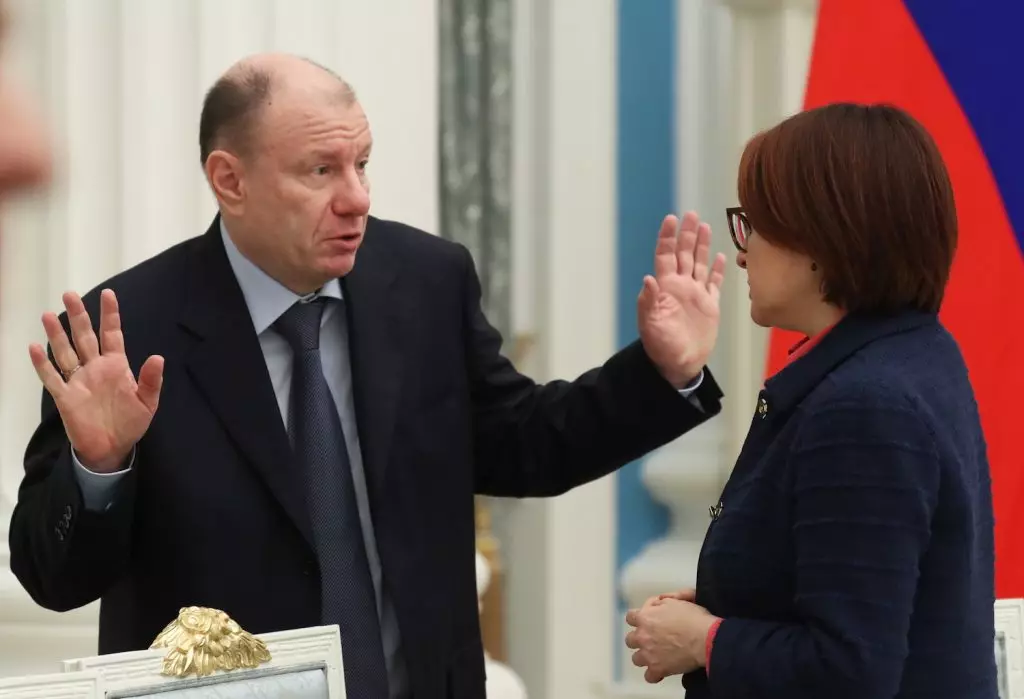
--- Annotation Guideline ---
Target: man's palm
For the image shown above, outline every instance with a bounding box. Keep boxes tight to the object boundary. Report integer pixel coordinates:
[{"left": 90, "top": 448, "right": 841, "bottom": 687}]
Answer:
[
  {"left": 638, "top": 212, "right": 726, "bottom": 388},
  {"left": 29, "top": 290, "right": 163, "bottom": 472}
]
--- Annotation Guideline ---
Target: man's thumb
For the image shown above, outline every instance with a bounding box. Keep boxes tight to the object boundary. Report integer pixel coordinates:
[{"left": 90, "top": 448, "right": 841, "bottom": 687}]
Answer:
[
  {"left": 637, "top": 275, "right": 659, "bottom": 313},
  {"left": 137, "top": 355, "right": 165, "bottom": 413}
]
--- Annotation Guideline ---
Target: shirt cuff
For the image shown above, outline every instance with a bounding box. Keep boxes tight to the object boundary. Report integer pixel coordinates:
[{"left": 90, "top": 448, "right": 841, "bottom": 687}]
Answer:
[
  {"left": 72, "top": 447, "right": 134, "bottom": 512},
  {"left": 705, "top": 617, "right": 723, "bottom": 675},
  {"left": 677, "top": 369, "right": 704, "bottom": 398}
]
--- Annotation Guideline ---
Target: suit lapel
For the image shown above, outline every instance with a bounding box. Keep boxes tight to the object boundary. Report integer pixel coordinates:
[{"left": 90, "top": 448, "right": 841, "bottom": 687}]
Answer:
[
  {"left": 342, "top": 217, "right": 405, "bottom": 500},
  {"left": 178, "top": 220, "right": 314, "bottom": 550}
]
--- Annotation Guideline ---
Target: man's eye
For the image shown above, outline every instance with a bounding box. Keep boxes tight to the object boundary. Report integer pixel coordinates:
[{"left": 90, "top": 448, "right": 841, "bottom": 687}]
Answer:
[
  {"left": 357, "top": 160, "right": 369, "bottom": 172},
  {"left": 313, "top": 165, "right": 330, "bottom": 176}
]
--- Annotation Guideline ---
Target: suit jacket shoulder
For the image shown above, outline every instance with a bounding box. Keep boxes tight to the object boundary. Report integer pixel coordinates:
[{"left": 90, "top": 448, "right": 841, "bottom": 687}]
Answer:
[
  {"left": 73, "top": 233, "right": 203, "bottom": 334},
  {"left": 362, "top": 216, "right": 472, "bottom": 288},
  {"left": 792, "top": 316, "right": 973, "bottom": 446}
]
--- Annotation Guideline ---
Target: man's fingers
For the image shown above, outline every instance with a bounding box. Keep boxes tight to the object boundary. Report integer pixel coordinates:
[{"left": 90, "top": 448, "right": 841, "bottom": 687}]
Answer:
[
  {"left": 28, "top": 343, "right": 66, "bottom": 398},
  {"left": 136, "top": 355, "right": 165, "bottom": 414},
  {"left": 625, "top": 630, "right": 639, "bottom": 649},
  {"left": 41, "top": 311, "right": 78, "bottom": 376},
  {"left": 692, "top": 222, "right": 711, "bottom": 283},
  {"left": 63, "top": 291, "right": 99, "bottom": 363},
  {"left": 99, "top": 289, "right": 125, "bottom": 355},
  {"left": 708, "top": 253, "right": 726, "bottom": 294},
  {"left": 675, "top": 211, "right": 699, "bottom": 277},
  {"left": 653, "top": 215, "right": 680, "bottom": 278}
]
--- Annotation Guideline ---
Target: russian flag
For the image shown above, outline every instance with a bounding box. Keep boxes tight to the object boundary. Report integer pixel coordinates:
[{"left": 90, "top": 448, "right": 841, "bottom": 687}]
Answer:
[{"left": 764, "top": 1, "right": 1024, "bottom": 596}]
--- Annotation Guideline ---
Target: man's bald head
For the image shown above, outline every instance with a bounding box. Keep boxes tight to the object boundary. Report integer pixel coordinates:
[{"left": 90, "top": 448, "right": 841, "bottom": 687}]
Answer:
[
  {"left": 201, "top": 52, "right": 372, "bottom": 293},
  {"left": 198, "top": 53, "right": 356, "bottom": 165}
]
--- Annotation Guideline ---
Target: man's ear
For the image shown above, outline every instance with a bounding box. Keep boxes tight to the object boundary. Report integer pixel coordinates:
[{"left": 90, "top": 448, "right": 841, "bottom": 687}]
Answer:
[{"left": 204, "top": 150, "right": 246, "bottom": 216}]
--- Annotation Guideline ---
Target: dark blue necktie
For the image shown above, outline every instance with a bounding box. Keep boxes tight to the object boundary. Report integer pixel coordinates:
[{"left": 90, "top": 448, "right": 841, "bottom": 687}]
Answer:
[{"left": 275, "top": 297, "right": 389, "bottom": 699}]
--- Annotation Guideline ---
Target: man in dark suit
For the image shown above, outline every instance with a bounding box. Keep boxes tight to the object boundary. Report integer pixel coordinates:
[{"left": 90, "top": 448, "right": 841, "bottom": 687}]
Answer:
[{"left": 9, "top": 54, "right": 727, "bottom": 699}]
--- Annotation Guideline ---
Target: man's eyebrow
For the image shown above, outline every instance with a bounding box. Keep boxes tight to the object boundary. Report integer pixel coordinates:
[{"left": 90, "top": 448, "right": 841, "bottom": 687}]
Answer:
[{"left": 305, "top": 149, "right": 342, "bottom": 162}]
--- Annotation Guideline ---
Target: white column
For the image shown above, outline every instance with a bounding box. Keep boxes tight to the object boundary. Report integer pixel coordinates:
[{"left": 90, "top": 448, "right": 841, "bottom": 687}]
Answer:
[
  {"left": 718, "top": 0, "right": 817, "bottom": 466},
  {"left": 499, "top": 0, "right": 618, "bottom": 697},
  {"left": 615, "top": 423, "right": 726, "bottom": 688},
  {"left": 604, "top": 1, "right": 731, "bottom": 692},
  {"left": 477, "top": 550, "right": 529, "bottom": 699},
  {"left": 0, "top": 0, "right": 437, "bottom": 676}
]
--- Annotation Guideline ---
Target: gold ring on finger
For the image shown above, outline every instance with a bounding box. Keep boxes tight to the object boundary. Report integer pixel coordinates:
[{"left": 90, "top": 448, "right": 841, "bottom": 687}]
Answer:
[{"left": 63, "top": 364, "right": 82, "bottom": 381}]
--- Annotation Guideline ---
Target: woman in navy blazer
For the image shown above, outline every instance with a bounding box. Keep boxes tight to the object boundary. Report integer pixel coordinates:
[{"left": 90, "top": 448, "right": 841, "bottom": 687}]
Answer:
[{"left": 625, "top": 103, "right": 997, "bottom": 698}]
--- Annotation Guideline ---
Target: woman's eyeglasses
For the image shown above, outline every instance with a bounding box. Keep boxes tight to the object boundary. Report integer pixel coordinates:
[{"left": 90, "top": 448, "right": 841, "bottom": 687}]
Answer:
[{"left": 726, "top": 207, "right": 751, "bottom": 252}]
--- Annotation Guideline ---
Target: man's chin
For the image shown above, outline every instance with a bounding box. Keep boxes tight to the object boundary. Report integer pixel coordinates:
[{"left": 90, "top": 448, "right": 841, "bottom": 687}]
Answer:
[{"left": 322, "top": 251, "right": 358, "bottom": 279}]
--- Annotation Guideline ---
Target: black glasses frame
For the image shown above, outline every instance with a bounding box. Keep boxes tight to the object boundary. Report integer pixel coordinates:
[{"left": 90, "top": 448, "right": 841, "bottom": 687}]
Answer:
[{"left": 725, "top": 206, "right": 749, "bottom": 252}]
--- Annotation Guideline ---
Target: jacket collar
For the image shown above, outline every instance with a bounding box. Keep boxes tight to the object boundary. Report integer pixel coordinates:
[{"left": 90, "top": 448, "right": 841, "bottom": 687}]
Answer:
[
  {"left": 218, "top": 218, "right": 343, "bottom": 335},
  {"left": 175, "top": 214, "right": 404, "bottom": 549},
  {"left": 763, "top": 309, "right": 939, "bottom": 414}
]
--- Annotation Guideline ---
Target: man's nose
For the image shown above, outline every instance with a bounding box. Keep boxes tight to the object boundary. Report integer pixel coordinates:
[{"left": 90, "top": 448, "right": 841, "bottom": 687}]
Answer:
[
  {"left": 332, "top": 172, "right": 370, "bottom": 217},
  {"left": 735, "top": 251, "right": 747, "bottom": 269}
]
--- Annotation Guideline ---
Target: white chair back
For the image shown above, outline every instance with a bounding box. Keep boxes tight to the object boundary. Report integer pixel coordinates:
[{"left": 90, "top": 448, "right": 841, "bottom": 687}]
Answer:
[
  {"left": 61, "top": 614, "right": 345, "bottom": 699},
  {"left": 0, "top": 670, "right": 100, "bottom": 699}
]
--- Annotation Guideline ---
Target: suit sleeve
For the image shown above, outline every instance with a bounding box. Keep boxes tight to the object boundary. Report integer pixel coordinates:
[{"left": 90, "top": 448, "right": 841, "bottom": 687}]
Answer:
[
  {"left": 8, "top": 322, "right": 136, "bottom": 612},
  {"left": 457, "top": 245, "right": 723, "bottom": 497},
  {"left": 706, "top": 401, "right": 940, "bottom": 699}
]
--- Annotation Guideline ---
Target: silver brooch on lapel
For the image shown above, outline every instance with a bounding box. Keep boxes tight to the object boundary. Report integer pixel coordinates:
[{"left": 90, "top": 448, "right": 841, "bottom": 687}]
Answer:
[{"left": 709, "top": 501, "right": 723, "bottom": 521}]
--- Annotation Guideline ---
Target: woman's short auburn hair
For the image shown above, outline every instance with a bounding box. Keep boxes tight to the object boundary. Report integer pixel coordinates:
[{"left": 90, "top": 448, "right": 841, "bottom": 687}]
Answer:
[{"left": 737, "top": 102, "right": 957, "bottom": 314}]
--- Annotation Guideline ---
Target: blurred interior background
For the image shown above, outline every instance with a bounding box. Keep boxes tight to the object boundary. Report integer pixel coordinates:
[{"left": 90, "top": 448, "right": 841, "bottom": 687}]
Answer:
[{"left": 0, "top": 0, "right": 820, "bottom": 696}]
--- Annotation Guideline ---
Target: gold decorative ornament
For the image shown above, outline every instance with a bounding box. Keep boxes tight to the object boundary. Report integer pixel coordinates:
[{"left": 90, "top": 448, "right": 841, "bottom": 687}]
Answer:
[{"left": 150, "top": 606, "right": 271, "bottom": 678}]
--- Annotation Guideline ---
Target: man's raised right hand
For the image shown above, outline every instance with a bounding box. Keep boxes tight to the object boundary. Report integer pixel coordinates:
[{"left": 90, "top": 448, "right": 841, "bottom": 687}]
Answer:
[{"left": 28, "top": 289, "right": 163, "bottom": 473}]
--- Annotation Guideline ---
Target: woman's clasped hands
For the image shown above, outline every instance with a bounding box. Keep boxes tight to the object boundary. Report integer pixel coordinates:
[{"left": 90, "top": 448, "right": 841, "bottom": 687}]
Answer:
[{"left": 624, "top": 588, "right": 721, "bottom": 684}]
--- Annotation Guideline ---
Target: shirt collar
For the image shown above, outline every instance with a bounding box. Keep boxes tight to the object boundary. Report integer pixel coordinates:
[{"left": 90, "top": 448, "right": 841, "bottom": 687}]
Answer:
[
  {"left": 220, "top": 219, "right": 343, "bottom": 335},
  {"left": 785, "top": 320, "right": 840, "bottom": 366}
]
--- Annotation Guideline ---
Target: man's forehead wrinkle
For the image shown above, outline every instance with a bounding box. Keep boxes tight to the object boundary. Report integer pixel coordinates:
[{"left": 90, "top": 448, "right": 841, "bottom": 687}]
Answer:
[
  {"left": 264, "top": 98, "right": 370, "bottom": 137},
  {"left": 261, "top": 113, "right": 372, "bottom": 159}
]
